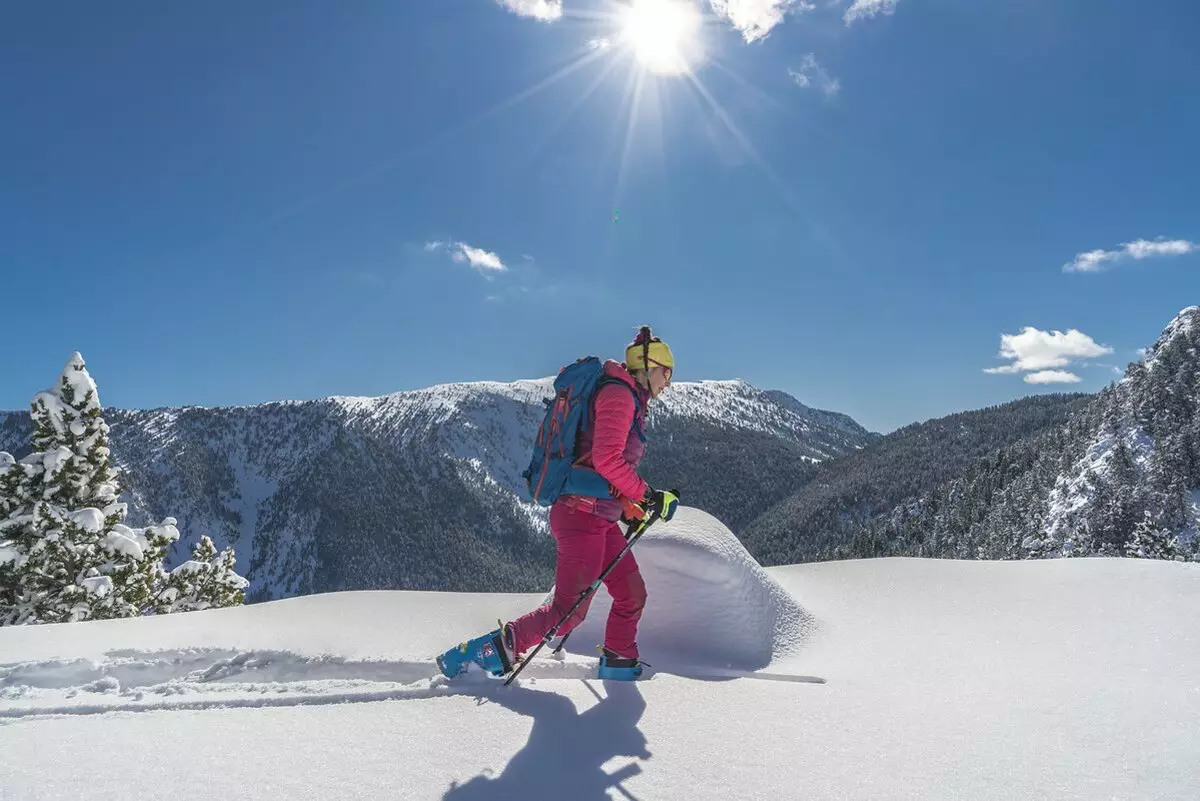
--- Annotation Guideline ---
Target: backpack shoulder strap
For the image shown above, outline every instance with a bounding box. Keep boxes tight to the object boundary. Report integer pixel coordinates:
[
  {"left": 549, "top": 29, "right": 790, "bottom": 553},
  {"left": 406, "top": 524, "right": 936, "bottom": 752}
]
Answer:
[{"left": 594, "top": 375, "right": 642, "bottom": 415}]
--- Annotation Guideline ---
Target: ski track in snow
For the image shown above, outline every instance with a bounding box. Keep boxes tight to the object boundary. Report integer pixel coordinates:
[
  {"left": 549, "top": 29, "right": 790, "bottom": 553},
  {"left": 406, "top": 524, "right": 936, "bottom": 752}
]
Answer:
[{"left": 0, "top": 647, "right": 823, "bottom": 722}]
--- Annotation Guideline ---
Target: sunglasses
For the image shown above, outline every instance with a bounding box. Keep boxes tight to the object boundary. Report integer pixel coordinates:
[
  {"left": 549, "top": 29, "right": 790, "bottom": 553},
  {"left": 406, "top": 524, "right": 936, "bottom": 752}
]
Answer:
[{"left": 647, "top": 358, "right": 672, "bottom": 383}]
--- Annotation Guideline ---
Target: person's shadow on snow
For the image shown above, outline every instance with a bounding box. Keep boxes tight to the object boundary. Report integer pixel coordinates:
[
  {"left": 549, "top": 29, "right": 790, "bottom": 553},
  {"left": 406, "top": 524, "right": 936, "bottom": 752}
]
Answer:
[{"left": 442, "top": 680, "right": 651, "bottom": 801}]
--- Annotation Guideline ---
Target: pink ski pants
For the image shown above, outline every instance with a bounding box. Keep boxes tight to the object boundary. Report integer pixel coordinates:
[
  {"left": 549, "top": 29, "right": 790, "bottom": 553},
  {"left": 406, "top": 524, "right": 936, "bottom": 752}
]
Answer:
[{"left": 509, "top": 502, "right": 647, "bottom": 659}]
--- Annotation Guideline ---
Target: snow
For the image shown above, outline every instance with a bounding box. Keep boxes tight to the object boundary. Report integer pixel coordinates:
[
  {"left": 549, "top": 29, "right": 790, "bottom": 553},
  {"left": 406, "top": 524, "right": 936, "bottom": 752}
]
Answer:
[
  {"left": 561, "top": 508, "right": 812, "bottom": 668},
  {"left": 1045, "top": 424, "right": 1157, "bottom": 542},
  {"left": 1142, "top": 306, "right": 1200, "bottom": 374},
  {"left": 102, "top": 530, "right": 144, "bottom": 561},
  {"left": 65, "top": 508, "right": 105, "bottom": 534},
  {"left": 24, "top": 446, "right": 72, "bottom": 479},
  {"left": 63, "top": 351, "right": 101, "bottom": 412},
  {"left": 1, "top": 510, "right": 1197, "bottom": 799},
  {"left": 141, "top": 521, "right": 180, "bottom": 549},
  {"left": 0, "top": 542, "right": 16, "bottom": 566},
  {"left": 654, "top": 379, "right": 830, "bottom": 447},
  {"left": 29, "top": 391, "right": 66, "bottom": 440},
  {"left": 77, "top": 575, "right": 112, "bottom": 598}
]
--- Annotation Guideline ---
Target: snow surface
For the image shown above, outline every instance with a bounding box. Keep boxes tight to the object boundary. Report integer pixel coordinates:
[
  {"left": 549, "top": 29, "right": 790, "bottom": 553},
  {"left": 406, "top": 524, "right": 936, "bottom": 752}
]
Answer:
[
  {"left": 1, "top": 510, "right": 1197, "bottom": 799},
  {"left": 555, "top": 508, "right": 812, "bottom": 670}
]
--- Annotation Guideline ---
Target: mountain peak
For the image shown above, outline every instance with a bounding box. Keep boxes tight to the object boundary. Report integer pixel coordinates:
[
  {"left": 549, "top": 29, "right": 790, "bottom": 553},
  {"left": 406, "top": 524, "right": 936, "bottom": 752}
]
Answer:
[
  {"left": 1140, "top": 305, "right": 1200, "bottom": 375},
  {"left": 1159, "top": 305, "right": 1199, "bottom": 343}
]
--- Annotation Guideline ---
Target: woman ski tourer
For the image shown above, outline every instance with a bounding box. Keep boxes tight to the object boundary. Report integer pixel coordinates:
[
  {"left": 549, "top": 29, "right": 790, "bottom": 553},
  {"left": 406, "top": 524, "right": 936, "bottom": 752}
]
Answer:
[{"left": 437, "top": 326, "right": 680, "bottom": 682}]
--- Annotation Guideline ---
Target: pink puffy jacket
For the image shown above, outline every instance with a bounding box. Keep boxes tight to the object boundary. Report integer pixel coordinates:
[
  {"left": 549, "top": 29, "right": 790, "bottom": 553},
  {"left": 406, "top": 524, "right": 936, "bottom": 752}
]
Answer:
[{"left": 563, "top": 360, "right": 651, "bottom": 522}]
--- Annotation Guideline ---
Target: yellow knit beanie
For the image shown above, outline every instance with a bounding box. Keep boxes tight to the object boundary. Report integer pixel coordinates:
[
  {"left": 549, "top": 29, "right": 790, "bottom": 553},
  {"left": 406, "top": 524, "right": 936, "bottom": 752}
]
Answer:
[{"left": 625, "top": 325, "right": 674, "bottom": 372}]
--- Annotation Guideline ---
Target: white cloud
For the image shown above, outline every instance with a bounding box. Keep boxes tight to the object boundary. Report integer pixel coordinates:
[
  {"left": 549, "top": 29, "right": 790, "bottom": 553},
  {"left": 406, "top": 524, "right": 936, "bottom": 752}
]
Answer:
[
  {"left": 788, "top": 54, "right": 841, "bottom": 98},
  {"left": 709, "top": 0, "right": 815, "bottom": 43},
  {"left": 1063, "top": 237, "right": 1198, "bottom": 273},
  {"left": 1124, "top": 238, "right": 1197, "bottom": 259},
  {"left": 844, "top": 0, "right": 898, "bottom": 24},
  {"left": 1064, "top": 248, "right": 1118, "bottom": 273},
  {"left": 983, "top": 327, "right": 1113, "bottom": 378},
  {"left": 451, "top": 243, "right": 507, "bottom": 272},
  {"left": 587, "top": 37, "right": 611, "bottom": 51},
  {"left": 426, "top": 240, "right": 509, "bottom": 273},
  {"left": 1025, "top": 370, "right": 1082, "bottom": 384},
  {"left": 496, "top": 0, "right": 563, "bottom": 21}
]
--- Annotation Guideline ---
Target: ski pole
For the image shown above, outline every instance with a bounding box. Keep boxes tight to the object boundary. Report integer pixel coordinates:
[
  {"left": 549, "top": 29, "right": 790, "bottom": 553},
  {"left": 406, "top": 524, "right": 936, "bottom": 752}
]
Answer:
[{"left": 503, "top": 508, "right": 661, "bottom": 687}]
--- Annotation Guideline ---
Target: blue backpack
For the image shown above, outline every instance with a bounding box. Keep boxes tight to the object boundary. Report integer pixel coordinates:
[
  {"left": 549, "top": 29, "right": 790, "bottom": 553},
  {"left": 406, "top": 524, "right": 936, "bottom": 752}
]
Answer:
[{"left": 523, "top": 356, "right": 644, "bottom": 507}]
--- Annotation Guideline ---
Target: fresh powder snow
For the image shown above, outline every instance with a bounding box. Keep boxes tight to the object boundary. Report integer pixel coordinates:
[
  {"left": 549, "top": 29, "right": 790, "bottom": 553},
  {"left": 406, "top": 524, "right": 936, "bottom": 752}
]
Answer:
[{"left": 1, "top": 507, "right": 1197, "bottom": 799}]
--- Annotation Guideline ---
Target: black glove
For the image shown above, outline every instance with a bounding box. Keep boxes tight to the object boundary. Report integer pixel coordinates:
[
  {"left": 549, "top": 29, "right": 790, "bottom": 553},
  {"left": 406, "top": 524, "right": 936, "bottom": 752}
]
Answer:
[{"left": 642, "top": 487, "right": 681, "bottom": 522}]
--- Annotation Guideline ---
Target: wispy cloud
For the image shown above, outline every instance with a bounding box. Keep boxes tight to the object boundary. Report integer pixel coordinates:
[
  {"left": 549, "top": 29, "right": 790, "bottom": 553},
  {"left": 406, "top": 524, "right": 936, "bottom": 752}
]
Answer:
[
  {"left": 425, "top": 240, "right": 508, "bottom": 273},
  {"left": 496, "top": 0, "right": 563, "bottom": 21},
  {"left": 587, "top": 37, "right": 611, "bottom": 51},
  {"left": 710, "top": 0, "right": 815, "bottom": 43},
  {"left": 844, "top": 0, "right": 898, "bottom": 24},
  {"left": 788, "top": 54, "right": 841, "bottom": 98},
  {"left": 984, "top": 326, "right": 1113, "bottom": 384},
  {"left": 1063, "top": 237, "right": 1198, "bottom": 273}
]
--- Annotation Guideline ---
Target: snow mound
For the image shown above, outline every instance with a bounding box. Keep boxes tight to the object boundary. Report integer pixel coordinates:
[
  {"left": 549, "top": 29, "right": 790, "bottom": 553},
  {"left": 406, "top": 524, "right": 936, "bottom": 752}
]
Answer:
[{"left": 554, "top": 507, "right": 814, "bottom": 670}]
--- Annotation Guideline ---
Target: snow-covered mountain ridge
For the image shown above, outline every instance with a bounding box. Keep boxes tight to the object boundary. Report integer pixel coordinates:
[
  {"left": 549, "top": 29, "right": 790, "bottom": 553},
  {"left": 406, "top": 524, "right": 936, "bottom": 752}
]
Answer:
[{"left": 0, "top": 375, "right": 875, "bottom": 602}]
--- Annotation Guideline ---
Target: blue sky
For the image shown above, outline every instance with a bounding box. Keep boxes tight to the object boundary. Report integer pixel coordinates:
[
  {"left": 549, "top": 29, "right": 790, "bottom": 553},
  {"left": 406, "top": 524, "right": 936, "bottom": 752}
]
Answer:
[{"left": 2, "top": 0, "right": 1197, "bottom": 433}]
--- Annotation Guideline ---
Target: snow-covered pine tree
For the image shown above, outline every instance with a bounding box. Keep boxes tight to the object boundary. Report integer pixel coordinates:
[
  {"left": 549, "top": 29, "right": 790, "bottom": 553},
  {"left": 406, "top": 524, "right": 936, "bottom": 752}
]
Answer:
[
  {"left": 0, "top": 352, "right": 247, "bottom": 625},
  {"left": 1124, "top": 511, "right": 1181, "bottom": 560},
  {"left": 157, "top": 534, "right": 248, "bottom": 613},
  {"left": 30, "top": 352, "right": 123, "bottom": 512},
  {"left": 0, "top": 451, "right": 24, "bottom": 522},
  {"left": 0, "top": 451, "right": 25, "bottom": 614},
  {"left": 0, "top": 355, "right": 145, "bottom": 622}
]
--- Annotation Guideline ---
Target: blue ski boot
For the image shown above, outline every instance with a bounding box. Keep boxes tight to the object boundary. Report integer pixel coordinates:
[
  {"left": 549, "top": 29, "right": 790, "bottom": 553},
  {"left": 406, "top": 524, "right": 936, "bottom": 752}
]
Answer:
[
  {"left": 597, "top": 648, "right": 644, "bottom": 681},
  {"left": 436, "top": 623, "right": 516, "bottom": 679}
]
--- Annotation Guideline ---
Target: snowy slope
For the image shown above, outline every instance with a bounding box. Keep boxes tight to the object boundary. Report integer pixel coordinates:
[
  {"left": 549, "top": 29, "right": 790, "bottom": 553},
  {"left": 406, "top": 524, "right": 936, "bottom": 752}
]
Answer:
[
  {"left": 1, "top": 507, "right": 1197, "bottom": 800},
  {"left": 1041, "top": 306, "right": 1200, "bottom": 550},
  {"left": 0, "top": 376, "right": 874, "bottom": 601}
]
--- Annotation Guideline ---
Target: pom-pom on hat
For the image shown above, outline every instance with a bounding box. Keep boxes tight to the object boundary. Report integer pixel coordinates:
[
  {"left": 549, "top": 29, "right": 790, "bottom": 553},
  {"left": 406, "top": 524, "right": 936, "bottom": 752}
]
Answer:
[{"left": 625, "top": 325, "right": 674, "bottom": 372}]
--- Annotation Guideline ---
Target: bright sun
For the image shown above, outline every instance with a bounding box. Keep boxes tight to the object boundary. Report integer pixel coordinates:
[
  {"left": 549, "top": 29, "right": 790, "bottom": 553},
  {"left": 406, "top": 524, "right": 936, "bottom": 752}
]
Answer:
[{"left": 620, "top": 0, "right": 702, "bottom": 76}]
